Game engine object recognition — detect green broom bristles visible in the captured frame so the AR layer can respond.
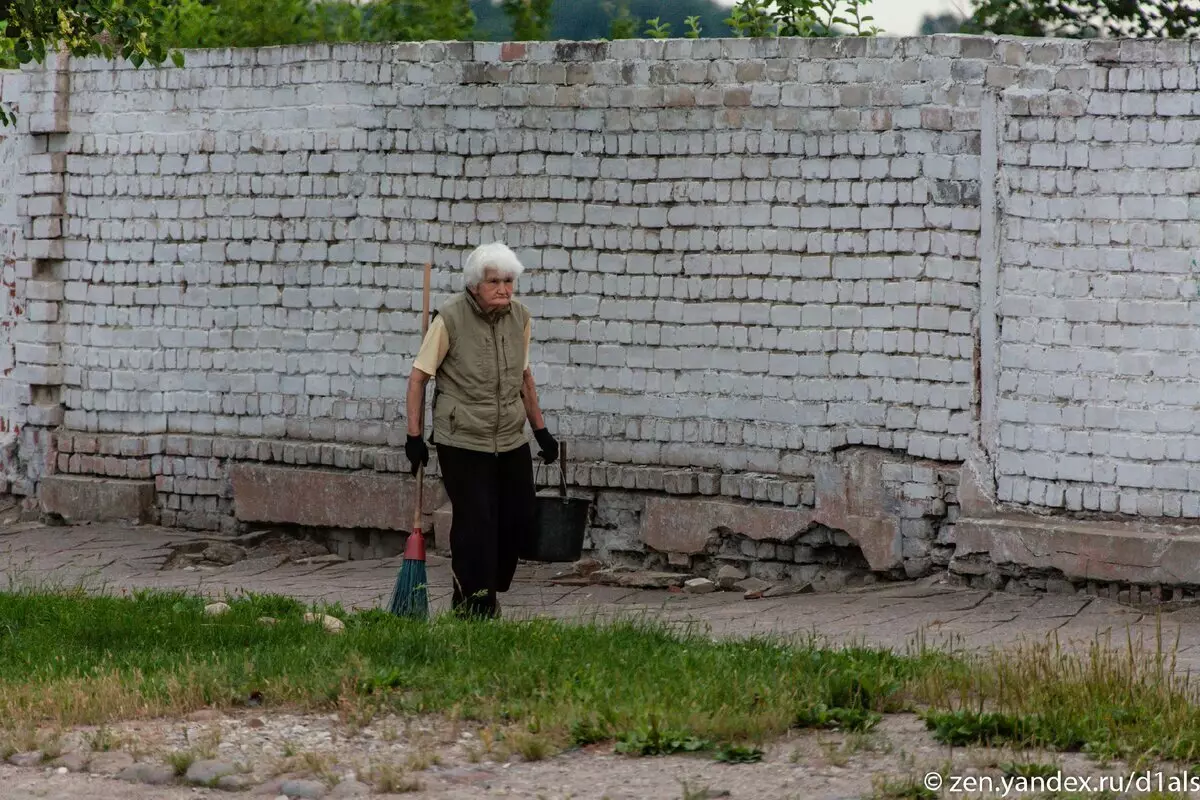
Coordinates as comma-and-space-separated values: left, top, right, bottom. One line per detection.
388, 525, 429, 619
387, 558, 428, 619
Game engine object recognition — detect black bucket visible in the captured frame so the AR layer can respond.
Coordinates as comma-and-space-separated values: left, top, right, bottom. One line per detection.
522, 441, 590, 563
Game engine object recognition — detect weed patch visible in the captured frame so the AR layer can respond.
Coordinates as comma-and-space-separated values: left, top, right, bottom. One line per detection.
0, 589, 945, 753
6, 589, 1200, 769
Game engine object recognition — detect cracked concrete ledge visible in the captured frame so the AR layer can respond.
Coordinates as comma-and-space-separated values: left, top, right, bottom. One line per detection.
953, 513, 1200, 586
38, 475, 157, 524
230, 464, 446, 538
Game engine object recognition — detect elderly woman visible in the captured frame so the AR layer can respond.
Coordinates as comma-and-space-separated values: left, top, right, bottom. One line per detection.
405, 242, 558, 619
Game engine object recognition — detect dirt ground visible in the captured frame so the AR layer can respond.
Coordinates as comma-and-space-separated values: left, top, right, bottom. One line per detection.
0, 710, 1173, 799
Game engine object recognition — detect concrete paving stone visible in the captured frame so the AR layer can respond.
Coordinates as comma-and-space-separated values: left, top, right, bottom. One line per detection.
555, 585, 641, 604
4, 521, 1200, 668
1029, 596, 1093, 617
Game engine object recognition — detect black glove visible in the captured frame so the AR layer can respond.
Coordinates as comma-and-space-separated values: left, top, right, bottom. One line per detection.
534, 428, 558, 464
405, 434, 429, 475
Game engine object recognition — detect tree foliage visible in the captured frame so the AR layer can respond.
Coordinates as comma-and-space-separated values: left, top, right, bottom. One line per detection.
919, 12, 968, 35
0, 0, 185, 124
471, 0, 730, 41
965, 0, 1200, 39
501, 0, 554, 40
0, 0, 183, 67
723, 0, 879, 37
363, 0, 475, 42
687, 0, 881, 40
162, 0, 473, 48
1, 0, 884, 80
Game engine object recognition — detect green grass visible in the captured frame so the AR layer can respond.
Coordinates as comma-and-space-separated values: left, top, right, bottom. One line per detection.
0, 588, 941, 752
1000, 760, 1058, 778
6, 588, 1200, 768
912, 621, 1200, 763
868, 774, 938, 799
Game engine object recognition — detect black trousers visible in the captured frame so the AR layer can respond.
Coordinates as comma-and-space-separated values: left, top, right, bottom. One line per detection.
437, 442, 535, 617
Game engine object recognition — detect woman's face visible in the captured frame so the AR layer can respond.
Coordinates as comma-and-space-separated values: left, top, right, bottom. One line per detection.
472, 267, 515, 312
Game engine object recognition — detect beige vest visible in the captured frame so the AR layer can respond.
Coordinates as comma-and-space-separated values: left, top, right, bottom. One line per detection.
431, 292, 530, 454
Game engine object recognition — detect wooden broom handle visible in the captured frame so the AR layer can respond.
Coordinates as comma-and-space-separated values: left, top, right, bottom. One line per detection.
411, 262, 432, 531
421, 261, 431, 333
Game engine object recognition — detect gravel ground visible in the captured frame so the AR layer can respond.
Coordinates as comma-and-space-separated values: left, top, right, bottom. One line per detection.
0, 709, 1163, 799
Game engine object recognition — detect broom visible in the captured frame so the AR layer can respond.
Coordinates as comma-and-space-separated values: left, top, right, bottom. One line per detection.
388, 262, 432, 619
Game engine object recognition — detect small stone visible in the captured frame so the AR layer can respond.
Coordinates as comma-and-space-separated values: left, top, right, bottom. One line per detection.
683, 577, 716, 594
748, 561, 788, 583
117, 763, 176, 785
613, 571, 685, 589
55, 767, 67, 775
903, 557, 933, 580
667, 551, 691, 567
184, 566, 198, 572
186, 709, 221, 722
258, 617, 278, 626
734, 577, 771, 596
814, 569, 852, 592
280, 778, 329, 799
443, 767, 496, 784
8, 751, 43, 767
589, 568, 617, 584
218, 774, 254, 791
185, 759, 237, 785
329, 780, 372, 798
293, 554, 346, 565
573, 557, 603, 576
716, 565, 747, 590
1045, 578, 1076, 595
303, 612, 345, 634
87, 752, 135, 775
763, 582, 813, 598
550, 576, 594, 586
253, 779, 288, 795
203, 542, 245, 565
204, 602, 231, 617
51, 752, 89, 772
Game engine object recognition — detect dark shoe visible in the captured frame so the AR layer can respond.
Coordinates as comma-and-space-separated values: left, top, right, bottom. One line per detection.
452, 596, 499, 621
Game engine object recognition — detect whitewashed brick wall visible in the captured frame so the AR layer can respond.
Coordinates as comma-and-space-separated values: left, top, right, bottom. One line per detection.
14, 37, 986, 527
0, 69, 27, 488
14, 35, 1200, 528
989, 38, 1200, 518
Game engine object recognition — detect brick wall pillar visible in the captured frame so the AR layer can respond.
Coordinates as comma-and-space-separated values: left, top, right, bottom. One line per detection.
11, 52, 69, 499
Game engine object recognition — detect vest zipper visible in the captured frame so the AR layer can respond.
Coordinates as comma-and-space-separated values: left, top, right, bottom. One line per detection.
492, 318, 500, 455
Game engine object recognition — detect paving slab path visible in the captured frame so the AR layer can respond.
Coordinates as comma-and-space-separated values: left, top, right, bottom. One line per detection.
0, 518, 1188, 668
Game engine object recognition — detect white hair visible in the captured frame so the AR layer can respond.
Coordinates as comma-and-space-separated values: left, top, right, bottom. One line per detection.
464, 242, 525, 289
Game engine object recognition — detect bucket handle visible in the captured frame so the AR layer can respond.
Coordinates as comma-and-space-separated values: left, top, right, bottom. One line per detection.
536, 439, 570, 501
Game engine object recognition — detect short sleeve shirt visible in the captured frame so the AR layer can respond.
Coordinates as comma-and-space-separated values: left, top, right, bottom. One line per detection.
413, 315, 532, 376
